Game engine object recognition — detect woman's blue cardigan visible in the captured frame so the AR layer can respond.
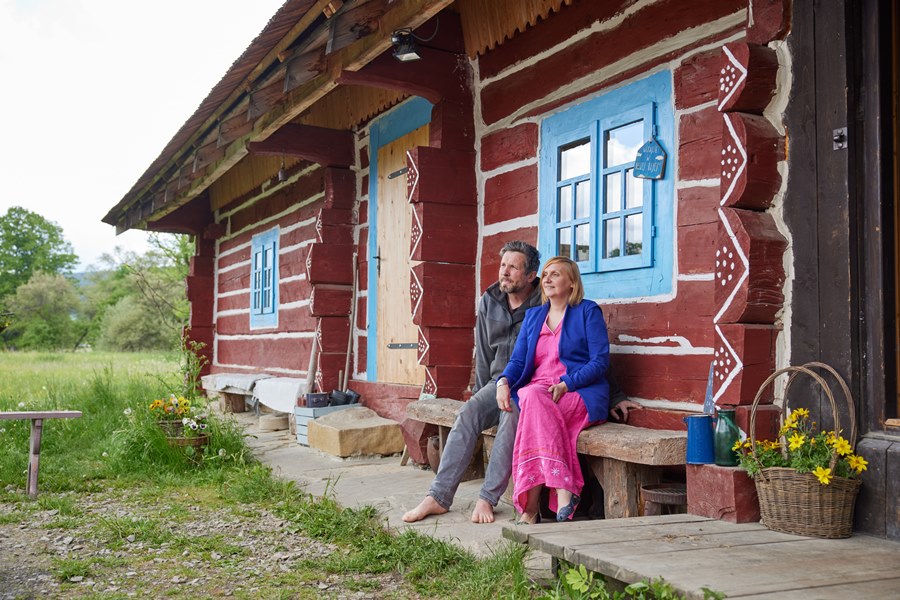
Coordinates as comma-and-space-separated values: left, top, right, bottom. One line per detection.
501, 300, 611, 423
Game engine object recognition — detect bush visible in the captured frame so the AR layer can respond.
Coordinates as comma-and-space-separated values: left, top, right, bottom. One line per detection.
96, 296, 178, 351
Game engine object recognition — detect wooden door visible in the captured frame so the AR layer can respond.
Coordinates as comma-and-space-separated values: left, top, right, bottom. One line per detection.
375, 125, 428, 385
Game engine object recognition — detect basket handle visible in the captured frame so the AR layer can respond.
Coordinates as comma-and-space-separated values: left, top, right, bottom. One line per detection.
749, 365, 837, 461
796, 361, 857, 448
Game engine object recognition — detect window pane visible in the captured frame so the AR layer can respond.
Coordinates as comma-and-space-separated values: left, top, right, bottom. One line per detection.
560, 140, 590, 180
626, 169, 644, 209
558, 227, 572, 258
575, 224, 590, 262
625, 213, 643, 255
604, 219, 621, 258
558, 186, 572, 222
575, 181, 590, 218
605, 120, 643, 166
605, 172, 622, 213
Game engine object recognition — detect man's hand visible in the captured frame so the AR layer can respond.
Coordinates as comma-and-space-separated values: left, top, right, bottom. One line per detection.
497, 381, 512, 412
548, 381, 568, 402
609, 399, 642, 423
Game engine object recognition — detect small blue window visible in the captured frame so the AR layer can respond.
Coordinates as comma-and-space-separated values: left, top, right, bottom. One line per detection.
540, 71, 674, 299
250, 227, 279, 329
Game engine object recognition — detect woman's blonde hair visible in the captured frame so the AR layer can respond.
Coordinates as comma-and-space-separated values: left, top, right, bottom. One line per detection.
540, 256, 584, 306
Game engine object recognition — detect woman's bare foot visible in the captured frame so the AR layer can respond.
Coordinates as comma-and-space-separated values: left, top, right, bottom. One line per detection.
470, 499, 495, 523
517, 512, 539, 525
402, 496, 448, 523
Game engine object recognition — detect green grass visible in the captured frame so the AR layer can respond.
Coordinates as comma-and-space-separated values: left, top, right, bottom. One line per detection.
0, 351, 539, 598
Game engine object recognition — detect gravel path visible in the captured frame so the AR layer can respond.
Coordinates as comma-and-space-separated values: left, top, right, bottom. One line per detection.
0, 485, 413, 599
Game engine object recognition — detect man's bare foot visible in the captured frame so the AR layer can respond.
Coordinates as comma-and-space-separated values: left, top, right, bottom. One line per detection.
470, 499, 495, 524
402, 496, 448, 523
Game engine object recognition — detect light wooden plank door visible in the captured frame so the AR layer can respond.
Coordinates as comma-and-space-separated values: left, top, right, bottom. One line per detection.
375, 125, 428, 385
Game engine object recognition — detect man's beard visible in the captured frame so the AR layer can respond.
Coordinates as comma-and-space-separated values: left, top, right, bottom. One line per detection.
499, 279, 523, 293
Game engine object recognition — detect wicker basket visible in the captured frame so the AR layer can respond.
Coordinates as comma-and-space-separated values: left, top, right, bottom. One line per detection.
166, 434, 209, 448
749, 362, 862, 539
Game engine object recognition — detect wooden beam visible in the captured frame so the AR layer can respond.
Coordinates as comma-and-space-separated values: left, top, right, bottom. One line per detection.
118, 0, 452, 230
247, 123, 354, 167
254, 0, 453, 138
336, 46, 466, 105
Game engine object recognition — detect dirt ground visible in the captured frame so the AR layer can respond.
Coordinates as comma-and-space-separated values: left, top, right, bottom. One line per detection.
0, 486, 412, 599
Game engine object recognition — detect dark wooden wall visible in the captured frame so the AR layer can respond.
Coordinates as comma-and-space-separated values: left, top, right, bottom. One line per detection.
785, 0, 900, 540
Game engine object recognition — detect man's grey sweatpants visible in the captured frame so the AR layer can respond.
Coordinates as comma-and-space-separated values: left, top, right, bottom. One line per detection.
428, 381, 518, 509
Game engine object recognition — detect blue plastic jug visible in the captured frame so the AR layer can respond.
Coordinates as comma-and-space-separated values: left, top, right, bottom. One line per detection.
683, 414, 715, 464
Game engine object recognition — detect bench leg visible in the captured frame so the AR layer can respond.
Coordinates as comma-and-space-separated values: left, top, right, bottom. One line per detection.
27, 418, 44, 498
587, 457, 660, 519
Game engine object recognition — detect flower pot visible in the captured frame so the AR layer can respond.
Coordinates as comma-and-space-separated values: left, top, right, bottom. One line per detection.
167, 434, 209, 448
157, 420, 184, 437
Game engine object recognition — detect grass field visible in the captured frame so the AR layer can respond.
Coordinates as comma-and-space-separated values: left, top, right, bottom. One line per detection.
0, 351, 535, 598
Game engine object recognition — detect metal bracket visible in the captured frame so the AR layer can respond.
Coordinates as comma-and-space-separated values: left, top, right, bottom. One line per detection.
832, 127, 848, 150
387, 343, 417, 349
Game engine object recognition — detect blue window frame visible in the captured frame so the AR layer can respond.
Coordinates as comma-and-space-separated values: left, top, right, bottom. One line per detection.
250, 226, 279, 329
539, 71, 674, 299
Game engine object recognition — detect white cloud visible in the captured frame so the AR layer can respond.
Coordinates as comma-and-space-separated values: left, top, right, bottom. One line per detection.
0, 0, 285, 269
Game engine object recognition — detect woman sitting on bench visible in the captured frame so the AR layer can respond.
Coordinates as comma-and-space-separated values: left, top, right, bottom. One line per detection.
496, 256, 610, 524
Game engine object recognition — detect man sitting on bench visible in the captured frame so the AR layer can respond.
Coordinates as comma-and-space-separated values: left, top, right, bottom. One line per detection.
403, 241, 641, 524
403, 241, 543, 524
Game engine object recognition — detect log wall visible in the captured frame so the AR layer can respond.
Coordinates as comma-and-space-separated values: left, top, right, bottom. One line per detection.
473, 0, 752, 420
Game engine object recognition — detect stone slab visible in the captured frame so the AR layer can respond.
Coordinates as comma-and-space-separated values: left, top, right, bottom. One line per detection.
307, 406, 405, 457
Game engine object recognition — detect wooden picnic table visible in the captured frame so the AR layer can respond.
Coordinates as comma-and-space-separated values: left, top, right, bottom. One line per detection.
0, 411, 82, 497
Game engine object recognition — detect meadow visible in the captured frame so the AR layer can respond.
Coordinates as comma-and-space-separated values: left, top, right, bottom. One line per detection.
0, 352, 533, 599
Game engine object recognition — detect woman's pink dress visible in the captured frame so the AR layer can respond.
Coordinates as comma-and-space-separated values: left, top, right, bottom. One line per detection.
511, 317, 593, 517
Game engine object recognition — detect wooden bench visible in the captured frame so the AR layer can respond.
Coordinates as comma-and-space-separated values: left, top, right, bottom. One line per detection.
406, 398, 686, 518
0, 411, 82, 497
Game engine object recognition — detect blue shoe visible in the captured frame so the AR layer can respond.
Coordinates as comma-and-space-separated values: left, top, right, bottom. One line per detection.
556, 494, 580, 522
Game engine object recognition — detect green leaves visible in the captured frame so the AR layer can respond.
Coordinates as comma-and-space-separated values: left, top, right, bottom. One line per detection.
0, 206, 77, 299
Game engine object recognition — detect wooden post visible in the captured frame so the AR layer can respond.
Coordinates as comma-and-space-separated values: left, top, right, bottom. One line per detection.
27, 418, 44, 498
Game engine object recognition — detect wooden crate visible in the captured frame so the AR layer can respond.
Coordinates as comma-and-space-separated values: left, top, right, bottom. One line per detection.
294, 405, 353, 446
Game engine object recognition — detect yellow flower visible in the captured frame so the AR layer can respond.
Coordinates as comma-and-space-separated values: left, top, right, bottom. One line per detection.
848, 455, 868, 473
792, 408, 810, 419
833, 437, 852, 456
812, 466, 832, 485
732, 439, 744, 452
788, 432, 806, 451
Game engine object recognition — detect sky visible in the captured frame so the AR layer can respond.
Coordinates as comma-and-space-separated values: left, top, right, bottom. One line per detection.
0, 0, 286, 270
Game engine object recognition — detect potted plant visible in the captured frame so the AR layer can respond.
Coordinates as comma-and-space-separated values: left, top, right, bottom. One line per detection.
149, 394, 192, 436
736, 363, 867, 538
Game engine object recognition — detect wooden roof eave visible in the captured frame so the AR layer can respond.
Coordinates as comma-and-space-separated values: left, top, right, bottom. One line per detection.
110, 0, 453, 234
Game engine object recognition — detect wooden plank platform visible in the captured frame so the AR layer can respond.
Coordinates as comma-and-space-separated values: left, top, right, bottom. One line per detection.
503, 515, 900, 599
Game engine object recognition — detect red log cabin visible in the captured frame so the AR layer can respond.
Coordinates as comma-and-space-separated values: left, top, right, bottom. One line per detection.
104, 0, 900, 540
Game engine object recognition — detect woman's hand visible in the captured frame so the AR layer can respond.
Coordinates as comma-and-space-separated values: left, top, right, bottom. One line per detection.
548, 381, 568, 402
497, 380, 512, 412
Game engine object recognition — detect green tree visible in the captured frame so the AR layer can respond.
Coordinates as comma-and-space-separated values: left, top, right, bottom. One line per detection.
0, 207, 78, 299
87, 233, 193, 351
4, 271, 81, 350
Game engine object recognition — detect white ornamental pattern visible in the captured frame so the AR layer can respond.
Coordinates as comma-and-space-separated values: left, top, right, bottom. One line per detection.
315, 214, 324, 243
422, 368, 437, 396
417, 327, 429, 366
713, 325, 743, 404
720, 113, 748, 207
714, 208, 750, 325
409, 268, 423, 318
406, 149, 419, 203
717, 45, 748, 111
410, 205, 423, 260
